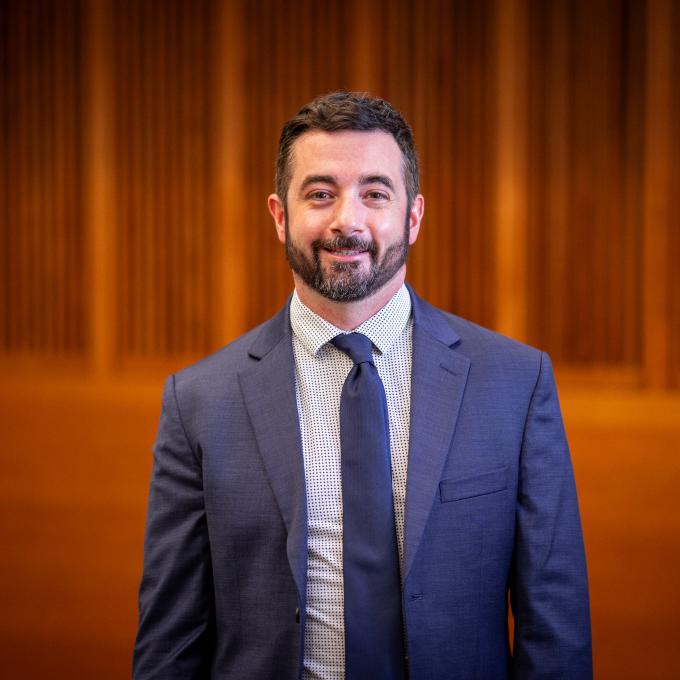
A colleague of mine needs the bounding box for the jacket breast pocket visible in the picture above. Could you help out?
[439,465,508,503]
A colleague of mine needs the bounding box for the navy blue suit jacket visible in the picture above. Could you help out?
[133,287,592,679]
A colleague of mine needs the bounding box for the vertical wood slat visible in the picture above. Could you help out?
[544,0,569,361]
[214,0,247,344]
[87,0,115,376]
[0,0,86,358]
[351,0,379,93]
[643,0,673,388]
[670,2,680,387]
[23,2,33,349]
[620,0,647,368]
[495,0,528,342]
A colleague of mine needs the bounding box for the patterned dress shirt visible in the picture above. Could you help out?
[289,284,413,680]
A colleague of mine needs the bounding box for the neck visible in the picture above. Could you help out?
[293,270,406,331]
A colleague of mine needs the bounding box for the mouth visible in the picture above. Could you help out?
[324,248,367,256]
[321,246,370,262]
[314,236,376,264]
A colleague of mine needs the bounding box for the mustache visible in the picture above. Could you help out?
[311,235,378,256]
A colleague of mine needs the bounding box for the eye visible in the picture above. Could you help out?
[364,190,390,201]
[307,190,334,201]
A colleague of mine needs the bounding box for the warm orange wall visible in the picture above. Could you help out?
[1,1,679,678]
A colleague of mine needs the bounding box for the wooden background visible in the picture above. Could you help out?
[1,0,679,677]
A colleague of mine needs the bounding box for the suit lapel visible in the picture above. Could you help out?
[402,289,470,581]
[238,303,308,605]
[235,289,470,597]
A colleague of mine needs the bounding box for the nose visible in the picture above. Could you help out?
[330,195,365,235]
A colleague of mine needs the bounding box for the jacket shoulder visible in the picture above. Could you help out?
[423,304,547,392]
[412,284,543,366]
[171,308,288,399]
[445,310,541,360]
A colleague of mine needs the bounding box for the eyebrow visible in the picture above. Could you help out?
[298,173,396,193]
[299,175,338,192]
[359,174,395,192]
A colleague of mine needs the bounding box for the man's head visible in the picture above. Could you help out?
[275,92,420,210]
[268,92,424,308]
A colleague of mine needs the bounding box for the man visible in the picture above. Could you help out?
[133,92,592,679]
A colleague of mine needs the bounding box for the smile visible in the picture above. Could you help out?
[324,248,366,256]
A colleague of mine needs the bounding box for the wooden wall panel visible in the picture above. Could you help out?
[525,0,645,371]
[382,0,498,328]
[112,0,217,361]
[1,0,675,372]
[0,0,86,357]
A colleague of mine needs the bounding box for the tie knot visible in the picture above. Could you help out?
[331,332,374,365]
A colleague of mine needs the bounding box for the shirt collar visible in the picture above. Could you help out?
[289,284,412,358]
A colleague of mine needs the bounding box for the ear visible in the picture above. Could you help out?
[407,194,425,245]
[268,194,286,244]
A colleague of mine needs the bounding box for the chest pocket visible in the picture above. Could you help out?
[439,465,508,503]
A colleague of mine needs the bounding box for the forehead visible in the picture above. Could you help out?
[289,129,404,187]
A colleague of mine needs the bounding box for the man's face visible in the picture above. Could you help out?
[269,130,423,303]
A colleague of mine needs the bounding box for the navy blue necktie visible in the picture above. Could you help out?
[331,333,405,679]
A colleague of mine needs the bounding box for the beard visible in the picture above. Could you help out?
[284,215,411,303]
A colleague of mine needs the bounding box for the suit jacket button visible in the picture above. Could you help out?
[295,607,300,623]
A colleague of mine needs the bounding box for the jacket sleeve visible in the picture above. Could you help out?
[510,353,593,679]
[133,375,215,679]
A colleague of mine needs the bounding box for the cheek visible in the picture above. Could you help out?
[373,213,407,241]
[292,215,330,243]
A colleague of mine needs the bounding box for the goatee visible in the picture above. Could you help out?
[284,226,409,302]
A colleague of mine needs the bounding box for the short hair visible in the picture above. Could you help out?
[275,91,419,205]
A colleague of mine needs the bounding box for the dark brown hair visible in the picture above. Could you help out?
[275,91,419,205]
